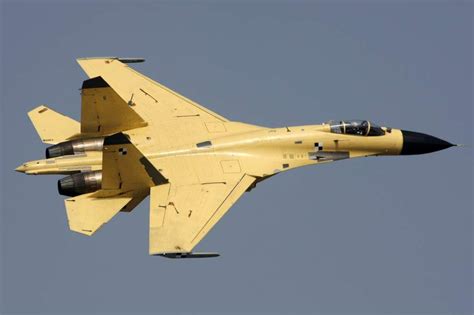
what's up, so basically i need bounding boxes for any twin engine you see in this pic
[49,138,105,196]
[58,170,102,197]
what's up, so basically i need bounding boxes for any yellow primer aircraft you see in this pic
[16,57,456,258]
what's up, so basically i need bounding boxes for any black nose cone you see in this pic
[401,130,454,155]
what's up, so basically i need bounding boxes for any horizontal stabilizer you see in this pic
[28,105,80,144]
[65,191,133,236]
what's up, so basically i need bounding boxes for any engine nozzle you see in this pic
[46,138,104,159]
[58,171,102,197]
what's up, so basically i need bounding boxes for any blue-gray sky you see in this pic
[1,1,472,314]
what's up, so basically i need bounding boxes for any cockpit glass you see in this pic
[345,120,369,136]
[329,121,344,134]
[325,120,385,137]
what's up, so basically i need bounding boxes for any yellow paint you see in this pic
[17,57,407,255]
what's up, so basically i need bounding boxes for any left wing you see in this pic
[149,174,256,254]
[80,76,147,136]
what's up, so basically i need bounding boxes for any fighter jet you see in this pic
[16,57,456,258]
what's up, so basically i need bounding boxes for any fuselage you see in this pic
[16,122,405,179]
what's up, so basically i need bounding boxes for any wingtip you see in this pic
[117,57,145,64]
[76,57,145,64]
[76,56,116,64]
[154,252,220,259]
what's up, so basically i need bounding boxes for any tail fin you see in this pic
[28,105,80,144]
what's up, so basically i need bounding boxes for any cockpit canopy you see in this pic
[324,120,386,136]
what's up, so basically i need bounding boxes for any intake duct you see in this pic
[46,138,104,159]
[58,171,102,197]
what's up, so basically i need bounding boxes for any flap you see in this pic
[81,76,147,136]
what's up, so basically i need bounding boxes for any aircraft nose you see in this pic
[400,130,454,155]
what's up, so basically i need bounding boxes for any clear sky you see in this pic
[1,1,472,314]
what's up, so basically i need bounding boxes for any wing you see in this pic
[76,57,228,129]
[76,57,264,151]
[74,57,258,251]
[149,174,256,254]
[80,77,147,136]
